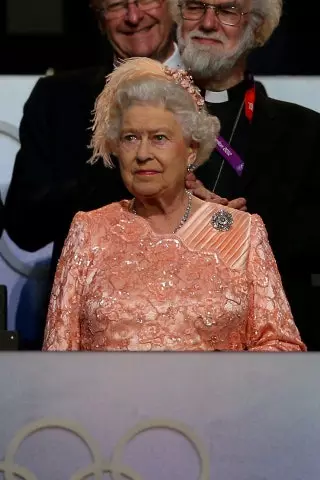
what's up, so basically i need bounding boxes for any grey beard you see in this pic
[177,24,256,80]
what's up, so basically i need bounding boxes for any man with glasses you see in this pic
[92,0,179,63]
[172,0,320,349]
[4,0,183,349]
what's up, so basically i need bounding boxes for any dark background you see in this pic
[1,0,319,75]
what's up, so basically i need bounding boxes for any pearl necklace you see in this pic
[130,190,193,234]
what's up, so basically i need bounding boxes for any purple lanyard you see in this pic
[211,72,255,178]
[215,136,244,176]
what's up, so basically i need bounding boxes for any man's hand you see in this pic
[227,197,247,211]
[186,173,228,205]
[186,173,247,211]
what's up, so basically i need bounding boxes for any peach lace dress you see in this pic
[43,201,306,351]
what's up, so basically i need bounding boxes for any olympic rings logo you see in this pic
[0,417,210,479]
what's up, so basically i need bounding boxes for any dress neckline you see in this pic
[120,199,208,238]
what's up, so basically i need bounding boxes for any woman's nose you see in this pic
[136,138,151,161]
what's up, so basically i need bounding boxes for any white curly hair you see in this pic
[252,0,282,45]
[91,75,220,168]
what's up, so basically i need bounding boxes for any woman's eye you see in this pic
[122,134,137,142]
[154,134,167,142]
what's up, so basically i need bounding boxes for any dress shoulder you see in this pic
[179,202,253,270]
[72,201,130,236]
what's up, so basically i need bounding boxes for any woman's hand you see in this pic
[185,173,247,211]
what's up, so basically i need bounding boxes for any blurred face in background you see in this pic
[100,0,175,61]
[177,0,257,78]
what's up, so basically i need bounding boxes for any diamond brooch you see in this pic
[211,210,234,232]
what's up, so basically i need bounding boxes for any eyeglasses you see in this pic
[179,1,249,25]
[102,0,162,18]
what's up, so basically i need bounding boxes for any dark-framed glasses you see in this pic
[179,1,249,25]
[102,0,162,18]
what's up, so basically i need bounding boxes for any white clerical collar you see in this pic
[205,90,229,103]
[163,43,184,69]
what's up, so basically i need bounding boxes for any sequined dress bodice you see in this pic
[43,201,305,351]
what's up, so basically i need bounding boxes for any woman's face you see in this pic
[115,104,197,199]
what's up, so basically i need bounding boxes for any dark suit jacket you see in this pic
[5,65,130,270]
[5,66,320,349]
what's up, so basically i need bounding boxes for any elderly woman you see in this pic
[43,58,305,352]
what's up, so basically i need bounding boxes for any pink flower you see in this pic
[163,66,205,111]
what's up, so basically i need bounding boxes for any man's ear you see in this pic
[253,14,265,47]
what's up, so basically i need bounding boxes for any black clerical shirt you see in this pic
[196,79,255,199]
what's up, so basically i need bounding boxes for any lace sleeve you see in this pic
[42,212,91,351]
[246,215,306,352]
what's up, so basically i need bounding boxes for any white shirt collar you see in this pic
[163,43,184,69]
[113,43,184,70]
[205,90,229,103]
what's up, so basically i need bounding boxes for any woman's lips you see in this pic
[135,170,159,175]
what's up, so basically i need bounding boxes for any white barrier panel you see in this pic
[0,75,52,335]
[0,353,319,479]
[261,76,320,113]
[1,75,320,337]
